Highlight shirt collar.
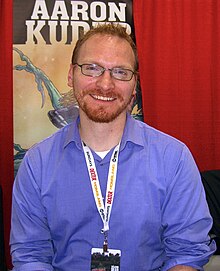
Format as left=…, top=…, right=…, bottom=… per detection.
left=63, top=113, right=145, bottom=150
left=120, top=113, right=145, bottom=150
left=63, top=116, right=82, bottom=150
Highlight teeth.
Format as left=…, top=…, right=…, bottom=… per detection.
left=92, top=95, right=114, bottom=101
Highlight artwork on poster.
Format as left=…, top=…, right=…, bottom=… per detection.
left=13, top=0, right=143, bottom=176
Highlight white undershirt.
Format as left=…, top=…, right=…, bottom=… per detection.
left=95, top=150, right=110, bottom=159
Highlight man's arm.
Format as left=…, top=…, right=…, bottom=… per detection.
left=10, top=150, right=54, bottom=270
left=161, top=145, right=215, bottom=270
left=169, top=265, right=197, bottom=271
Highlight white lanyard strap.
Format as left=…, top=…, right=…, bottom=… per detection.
left=82, top=142, right=120, bottom=233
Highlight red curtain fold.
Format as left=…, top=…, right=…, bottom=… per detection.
left=0, top=0, right=14, bottom=268
left=134, top=0, right=220, bottom=171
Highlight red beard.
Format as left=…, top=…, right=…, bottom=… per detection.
left=74, top=89, right=133, bottom=123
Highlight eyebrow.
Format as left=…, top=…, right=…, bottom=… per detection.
left=82, top=62, right=134, bottom=70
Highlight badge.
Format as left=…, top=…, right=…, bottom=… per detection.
left=91, top=248, right=121, bottom=271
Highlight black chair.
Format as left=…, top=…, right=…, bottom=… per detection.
left=201, top=170, right=220, bottom=255
left=0, top=185, right=7, bottom=270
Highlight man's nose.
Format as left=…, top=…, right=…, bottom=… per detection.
left=95, top=70, right=115, bottom=90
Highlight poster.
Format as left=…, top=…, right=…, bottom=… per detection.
left=13, top=0, right=142, bottom=175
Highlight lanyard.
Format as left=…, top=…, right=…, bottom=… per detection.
left=82, top=141, right=120, bottom=251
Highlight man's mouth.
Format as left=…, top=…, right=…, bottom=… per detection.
left=91, top=94, right=116, bottom=101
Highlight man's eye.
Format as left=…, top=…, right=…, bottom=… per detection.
left=85, top=65, right=100, bottom=71
left=114, top=69, right=128, bottom=76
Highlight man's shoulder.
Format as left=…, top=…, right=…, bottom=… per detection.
left=27, top=121, right=76, bottom=156
left=131, top=117, right=186, bottom=150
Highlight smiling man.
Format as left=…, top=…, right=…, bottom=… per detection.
left=10, top=24, right=215, bottom=271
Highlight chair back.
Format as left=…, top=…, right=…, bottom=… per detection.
left=201, top=170, right=220, bottom=254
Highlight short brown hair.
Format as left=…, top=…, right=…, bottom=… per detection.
left=71, top=23, right=138, bottom=71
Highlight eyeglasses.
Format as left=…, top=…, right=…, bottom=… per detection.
left=74, top=63, right=135, bottom=81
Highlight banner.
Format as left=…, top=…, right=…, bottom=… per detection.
left=13, top=0, right=142, bottom=175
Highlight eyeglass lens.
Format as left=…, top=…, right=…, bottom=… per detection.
left=77, top=64, right=134, bottom=81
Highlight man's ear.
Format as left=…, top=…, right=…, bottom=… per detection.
left=132, top=78, right=137, bottom=97
left=68, top=64, right=74, bottom=87
left=132, top=86, right=136, bottom=97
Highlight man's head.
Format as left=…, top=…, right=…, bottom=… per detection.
left=68, top=24, right=138, bottom=123
left=71, top=23, right=138, bottom=72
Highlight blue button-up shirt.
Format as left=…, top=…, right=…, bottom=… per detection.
left=10, top=114, right=215, bottom=271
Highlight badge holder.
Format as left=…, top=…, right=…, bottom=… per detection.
left=91, top=247, right=121, bottom=271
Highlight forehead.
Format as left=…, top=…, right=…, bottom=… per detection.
left=77, top=34, right=135, bottom=67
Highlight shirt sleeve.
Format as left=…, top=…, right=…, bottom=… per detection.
left=161, top=145, right=216, bottom=271
left=12, top=262, right=53, bottom=271
left=10, top=149, right=54, bottom=270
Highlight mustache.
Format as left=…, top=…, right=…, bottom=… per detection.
left=82, top=89, right=123, bottom=100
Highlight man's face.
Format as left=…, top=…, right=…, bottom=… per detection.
left=68, top=34, right=137, bottom=123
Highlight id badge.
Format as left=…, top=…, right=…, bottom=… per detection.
left=91, top=248, right=121, bottom=271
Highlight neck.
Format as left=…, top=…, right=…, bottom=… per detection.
left=79, top=111, right=126, bottom=152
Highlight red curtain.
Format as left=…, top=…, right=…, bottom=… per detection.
left=134, top=0, right=220, bottom=171
left=0, top=0, right=13, bottom=268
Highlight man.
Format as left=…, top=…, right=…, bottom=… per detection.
left=10, top=24, right=215, bottom=271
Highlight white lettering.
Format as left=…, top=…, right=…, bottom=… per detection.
left=71, top=1, right=89, bottom=20
left=48, top=21, right=69, bottom=44
left=70, top=21, right=90, bottom=42
left=108, top=2, right=126, bottom=22
left=26, top=20, right=46, bottom=44
left=90, top=2, right=106, bottom=21
left=51, top=1, right=69, bottom=20
left=31, top=0, right=49, bottom=20
left=25, top=1, right=132, bottom=45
